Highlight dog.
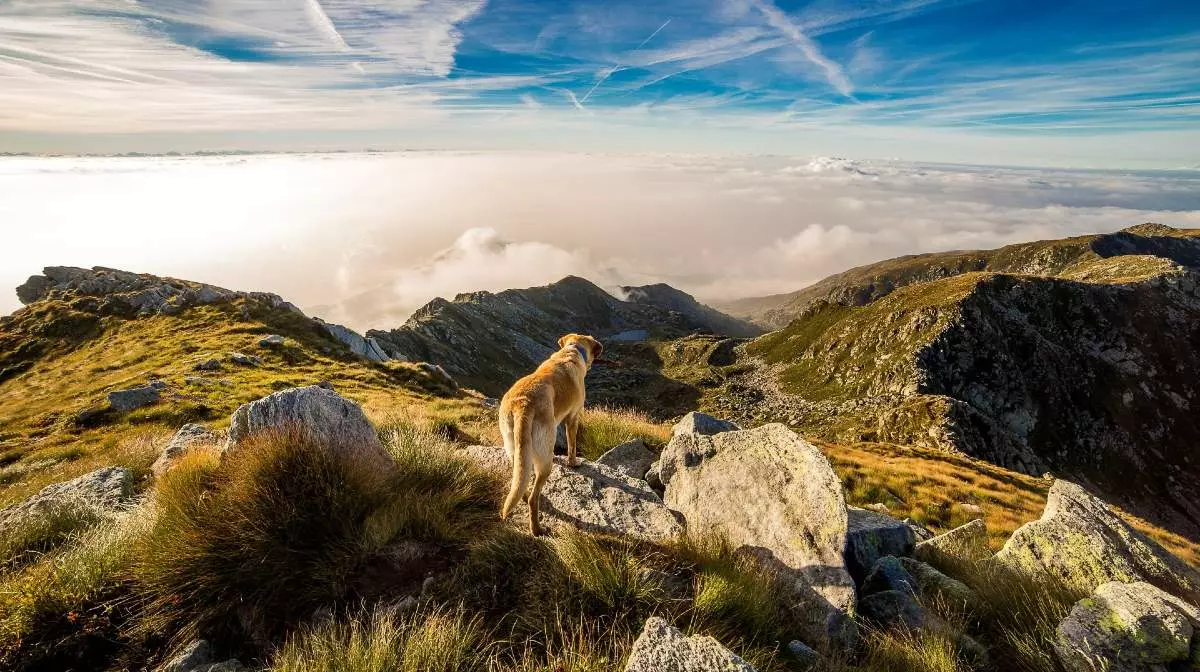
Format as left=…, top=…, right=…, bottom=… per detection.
left=499, top=333, right=603, bottom=536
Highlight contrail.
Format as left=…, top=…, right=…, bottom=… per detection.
left=578, top=17, right=672, bottom=105
left=305, top=0, right=349, bottom=50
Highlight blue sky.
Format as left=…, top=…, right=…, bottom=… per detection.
left=1, top=0, right=1197, bottom=166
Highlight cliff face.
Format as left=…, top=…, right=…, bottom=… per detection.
left=367, top=276, right=759, bottom=398
left=724, top=223, right=1200, bottom=330
left=724, top=228, right=1200, bottom=540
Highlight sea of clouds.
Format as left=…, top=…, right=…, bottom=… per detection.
left=1, top=152, right=1197, bottom=330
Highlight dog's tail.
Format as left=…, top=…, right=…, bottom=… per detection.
left=501, top=403, right=533, bottom=520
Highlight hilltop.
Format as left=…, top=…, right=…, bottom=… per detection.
left=720, top=222, right=1200, bottom=329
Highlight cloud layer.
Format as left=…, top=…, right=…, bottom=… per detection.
left=1, top=152, right=1197, bottom=329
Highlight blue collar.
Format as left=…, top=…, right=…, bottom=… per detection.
left=573, top=343, right=590, bottom=365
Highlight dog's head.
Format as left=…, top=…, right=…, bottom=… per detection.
left=558, top=333, right=603, bottom=369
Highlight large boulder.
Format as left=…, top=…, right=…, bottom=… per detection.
left=996, top=480, right=1200, bottom=603
left=596, top=439, right=657, bottom=480
left=314, top=319, right=392, bottom=362
left=152, top=424, right=218, bottom=477
left=624, top=617, right=756, bottom=672
left=108, top=384, right=161, bottom=412
left=845, top=507, right=916, bottom=583
left=464, top=446, right=681, bottom=542
left=671, top=411, right=739, bottom=437
left=224, top=386, right=392, bottom=471
left=1054, top=581, right=1200, bottom=672
left=0, top=467, right=134, bottom=532
left=915, top=518, right=988, bottom=564
left=659, top=423, right=856, bottom=648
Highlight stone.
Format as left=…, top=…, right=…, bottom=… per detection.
left=915, top=519, right=988, bottom=563
left=1054, top=581, right=1200, bottom=672
left=659, top=424, right=856, bottom=648
left=645, top=461, right=663, bottom=490
left=596, top=439, right=656, bottom=480
left=463, top=446, right=681, bottom=542
left=862, top=556, right=918, bottom=597
left=0, top=466, right=134, bottom=533
left=786, top=640, right=818, bottom=667
left=193, top=359, right=222, bottom=371
left=845, top=507, right=916, bottom=583
left=897, top=557, right=978, bottom=612
left=996, top=480, right=1200, bottom=603
left=671, top=411, right=740, bottom=437
left=224, top=385, right=393, bottom=471
left=228, top=352, right=262, bottom=366
left=152, top=424, right=218, bottom=477
left=903, top=518, right=935, bottom=542
left=417, top=362, right=456, bottom=389
left=107, top=384, right=161, bottom=412
left=258, top=334, right=285, bottom=347
left=624, top=617, right=756, bottom=672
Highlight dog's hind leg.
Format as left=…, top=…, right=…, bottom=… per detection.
left=527, top=462, right=551, bottom=536
left=500, top=406, right=532, bottom=521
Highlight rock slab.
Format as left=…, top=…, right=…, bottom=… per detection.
left=153, top=424, right=218, bottom=477
left=0, top=467, right=134, bottom=532
left=915, top=518, right=988, bottom=563
left=224, top=385, right=392, bottom=470
left=624, top=617, right=756, bottom=672
left=845, top=507, right=916, bottom=583
left=671, top=411, right=740, bottom=437
left=659, top=423, right=856, bottom=648
left=108, top=385, right=161, bottom=412
left=996, top=480, right=1200, bottom=603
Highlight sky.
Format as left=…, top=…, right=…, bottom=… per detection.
left=2, top=152, right=1197, bottom=329
left=1, top=0, right=1198, bottom=166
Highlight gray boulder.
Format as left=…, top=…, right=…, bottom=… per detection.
left=596, top=439, right=656, bottom=480
left=859, top=590, right=926, bottom=630
left=659, top=423, right=856, bottom=648
left=996, top=480, right=1200, bottom=603
left=224, top=385, right=393, bottom=471
left=157, top=639, right=245, bottom=672
left=645, top=460, right=663, bottom=490
left=671, top=411, right=740, bottom=437
left=193, top=358, right=222, bottom=371
left=462, top=446, right=680, bottom=542
left=845, top=507, right=916, bottom=582
left=915, top=518, right=988, bottom=563
left=624, top=617, right=756, bottom=672
left=107, top=384, right=161, bottom=412
left=1054, top=581, right=1200, bottom=672
left=152, top=424, right=218, bottom=477
left=417, top=362, right=456, bottom=389
left=258, top=334, right=285, bottom=347
left=0, top=467, right=134, bottom=533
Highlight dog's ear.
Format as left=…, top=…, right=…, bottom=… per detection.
left=588, top=336, right=604, bottom=360
left=558, top=334, right=570, bottom=349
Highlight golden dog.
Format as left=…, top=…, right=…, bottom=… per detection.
left=499, top=333, right=603, bottom=535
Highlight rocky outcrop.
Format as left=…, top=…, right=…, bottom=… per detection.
left=366, top=276, right=758, bottom=397
left=996, top=480, right=1200, bottom=603
left=313, top=318, right=394, bottom=362
left=620, top=283, right=763, bottom=338
left=1054, top=581, right=1200, bottom=672
left=658, top=423, right=856, bottom=648
left=595, top=439, right=656, bottom=480
left=464, top=446, right=681, bottom=542
left=726, top=225, right=1200, bottom=540
left=844, top=507, right=915, bottom=583
left=671, top=411, right=739, bottom=437
left=153, top=424, right=218, bottom=477
left=224, top=386, right=393, bottom=471
left=0, top=467, right=134, bottom=532
left=623, top=617, right=756, bottom=672
left=16, top=266, right=299, bottom=318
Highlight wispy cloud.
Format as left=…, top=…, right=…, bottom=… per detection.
left=749, top=0, right=853, bottom=96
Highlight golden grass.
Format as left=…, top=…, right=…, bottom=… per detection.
left=578, top=406, right=671, bottom=460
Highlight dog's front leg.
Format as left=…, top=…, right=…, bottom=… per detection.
left=565, top=411, right=582, bottom=467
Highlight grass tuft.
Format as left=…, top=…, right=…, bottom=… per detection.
left=578, top=406, right=670, bottom=460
